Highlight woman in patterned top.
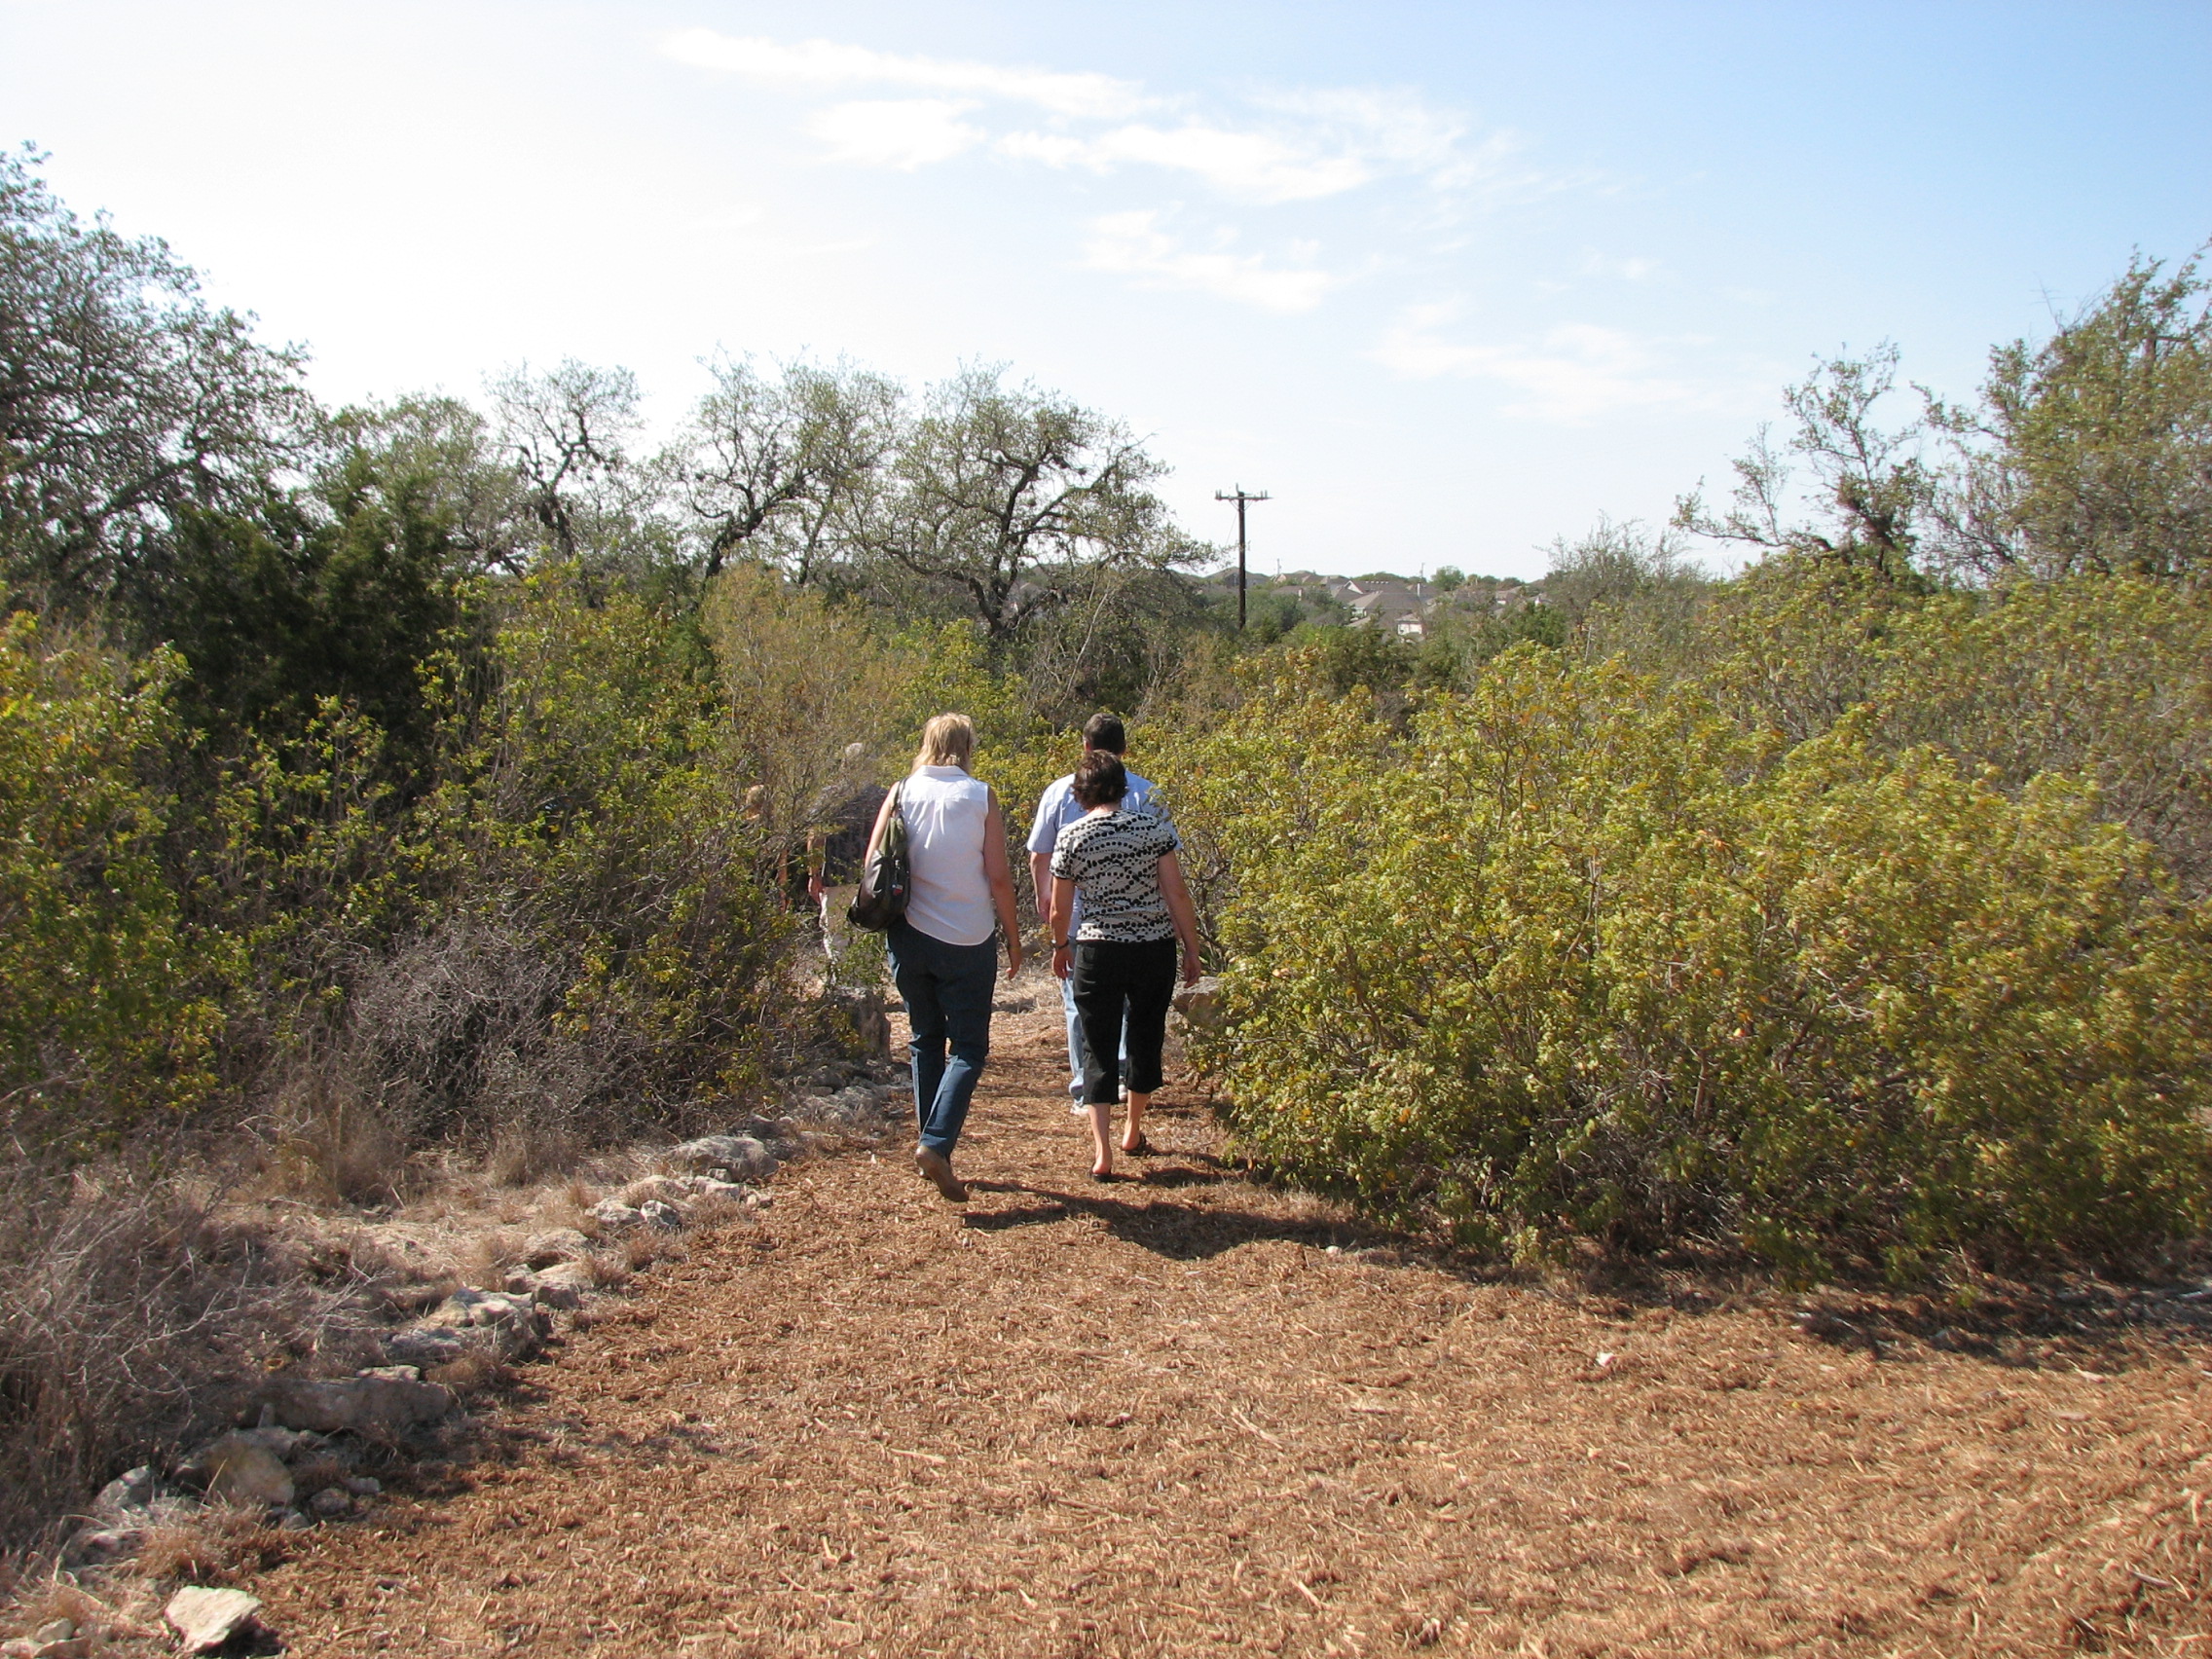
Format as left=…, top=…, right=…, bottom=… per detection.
left=1047, top=749, right=1202, bottom=1181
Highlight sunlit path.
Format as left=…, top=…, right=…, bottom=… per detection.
left=238, top=980, right=2212, bottom=1658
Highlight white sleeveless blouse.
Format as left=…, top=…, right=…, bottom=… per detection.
left=901, top=765, right=995, bottom=946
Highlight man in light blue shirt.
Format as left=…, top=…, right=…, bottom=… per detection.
left=1028, top=713, right=1151, bottom=1107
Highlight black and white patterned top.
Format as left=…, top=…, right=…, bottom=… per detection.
left=1051, top=805, right=1182, bottom=943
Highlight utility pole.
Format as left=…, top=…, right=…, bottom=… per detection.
left=1214, top=485, right=1271, bottom=628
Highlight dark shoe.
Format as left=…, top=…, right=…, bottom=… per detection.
left=914, top=1145, right=968, bottom=1203
left=1121, top=1133, right=1153, bottom=1157
left=1090, top=1167, right=1119, bottom=1184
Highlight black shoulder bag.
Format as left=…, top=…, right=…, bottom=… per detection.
left=845, top=783, right=909, bottom=932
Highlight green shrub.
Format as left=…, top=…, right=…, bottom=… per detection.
left=0, top=612, right=231, bottom=1149
left=375, top=570, right=800, bottom=1144
left=1615, top=559, right=2212, bottom=896
left=196, top=698, right=425, bottom=1060
left=1183, top=647, right=2212, bottom=1274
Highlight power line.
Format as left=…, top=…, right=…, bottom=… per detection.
left=1214, top=486, right=1271, bottom=629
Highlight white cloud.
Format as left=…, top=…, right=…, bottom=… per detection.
left=1578, top=252, right=1660, bottom=281
left=1250, top=87, right=1465, bottom=175
left=1372, top=305, right=1722, bottom=422
left=664, top=31, right=1566, bottom=219
left=1081, top=211, right=1339, bottom=313
left=998, top=91, right=1513, bottom=204
left=805, top=100, right=985, bottom=170
left=1256, top=88, right=1575, bottom=209
left=661, top=28, right=1149, bottom=119
left=1003, top=122, right=1372, bottom=203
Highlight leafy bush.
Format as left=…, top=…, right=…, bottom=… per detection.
left=358, top=570, right=803, bottom=1153
left=1179, top=647, right=2212, bottom=1274
left=1670, top=562, right=2212, bottom=897
left=0, top=612, right=230, bottom=1150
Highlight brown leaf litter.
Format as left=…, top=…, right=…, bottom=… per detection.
left=142, top=998, right=2212, bottom=1655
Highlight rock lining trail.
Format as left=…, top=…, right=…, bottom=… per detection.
left=239, top=983, right=2212, bottom=1656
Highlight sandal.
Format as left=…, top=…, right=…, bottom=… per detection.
left=1090, top=1166, right=1118, bottom=1183
left=1121, top=1133, right=1153, bottom=1156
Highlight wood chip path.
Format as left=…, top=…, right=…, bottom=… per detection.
left=240, top=992, right=2212, bottom=1656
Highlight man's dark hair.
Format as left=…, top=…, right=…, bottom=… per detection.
left=1081, top=712, right=1127, bottom=755
left=1071, top=750, right=1128, bottom=809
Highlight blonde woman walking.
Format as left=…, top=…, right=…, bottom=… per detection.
left=866, top=714, right=1023, bottom=1202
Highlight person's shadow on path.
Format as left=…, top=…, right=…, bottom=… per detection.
left=956, top=1169, right=1394, bottom=1262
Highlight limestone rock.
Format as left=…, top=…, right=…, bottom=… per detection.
left=670, top=1133, right=777, bottom=1180
left=31, top=1622, right=72, bottom=1644
left=263, top=1373, right=455, bottom=1436
left=821, top=1083, right=895, bottom=1125
left=422, top=1285, right=548, bottom=1361
left=531, top=1262, right=593, bottom=1309
left=345, top=1475, right=382, bottom=1497
left=589, top=1198, right=644, bottom=1229
left=453, top=1286, right=547, bottom=1332
left=1172, top=974, right=1224, bottom=1030
left=94, top=1462, right=155, bottom=1515
left=686, top=1176, right=750, bottom=1200
left=232, top=1424, right=311, bottom=1460
left=276, top=1509, right=313, bottom=1531
left=309, top=1485, right=351, bottom=1518
left=165, top=1586, right=264, bottom=1652
left=821, top=985, right=892, bottom=1053
left=62, top=1522, right=141, bottom=1567
left=618, top=1174, right=693, bottom=1208
left=639, top=1198, right=682, bottom=1230
left=201, top=1433, right=294, bottom=1509
left=521, top=1227, right=590, bottom=1267
left=385, top=1326, right=471, bottom=1368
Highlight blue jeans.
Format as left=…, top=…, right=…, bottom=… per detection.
left=887, top=919, right=997, bottom=1158
left=1059, top=973, right=1127, bottom=1101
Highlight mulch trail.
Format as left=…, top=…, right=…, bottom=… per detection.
left=243, top=993, right=2212, bottom=1657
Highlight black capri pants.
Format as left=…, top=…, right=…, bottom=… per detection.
left=1069, top=937, right=1178, bottom=1106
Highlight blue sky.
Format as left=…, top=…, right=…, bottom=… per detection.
left=4, top=1, right=2207, bottom=577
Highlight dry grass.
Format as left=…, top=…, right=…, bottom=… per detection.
left=0, top=1161, right=357, bottom=1548
left=424, top=1352, right=511, bottom=1398
left=126, top=1511, right=287, bottom=1587
left=211, top=996, right=2212, bottom=1658
left=455, top=1227, right=530, bottom=1290
left=581, top=1250, right=632, bottom=1293
left=0, top=1577, right=166, bottom=1647
left=0, top=1097, right=670, bottom=1558
left=487, top=1122, right=582, bottom=1190
left=256, top=1064, right=413, bottom=1208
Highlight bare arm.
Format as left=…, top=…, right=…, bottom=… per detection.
left=1049, top=875, right=1077, bottom=980
left=981, top=791, right=1024, bottom=980
left=1157, top=851, right=1202, bottom=986
left=1029, top=851, right=1053, bottom=926
left=860, top=785, right=898, bottom=866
